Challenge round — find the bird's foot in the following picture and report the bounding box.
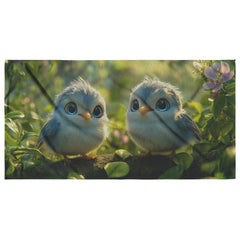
[64,156,71,166]
[139,150,176,158]
[82,154,97,160]
[139,151,152,157]
[163,150,176,158]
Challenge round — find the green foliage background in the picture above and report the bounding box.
[5,60,235,179]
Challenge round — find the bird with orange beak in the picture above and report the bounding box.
[126,77,201,156]
[37,78,108,164]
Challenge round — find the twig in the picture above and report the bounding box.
[25,63,55,106]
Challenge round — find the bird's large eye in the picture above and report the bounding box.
[156,98,170,111]
[131,99,139,112]
[65,102,77,115]
[93,105,103,118]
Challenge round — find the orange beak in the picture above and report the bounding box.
[79,111,91,120]
[139,105,153,115]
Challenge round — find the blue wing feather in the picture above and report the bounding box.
[37,118,61,148]
[176,112,201,141]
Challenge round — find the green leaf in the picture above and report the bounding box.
[213,94,226,118]
[5,131,18,146]
[158,165,185,179]
[7,146,19,152]
[220,134,231,144]
[21,122,33,132]
[22,158,35,169]
[104,161,130,178]
[198,111,212,128]
[224,82,235,92]
[5,111,25,120]
[30,111,41,120]
[5,118,19,136]
[21,132,38,141]
[173,152,193,170]
[5,158,15,176]
[226,94,235,105]
[188,102,203,114]
[206,118,218,139]
[223,103,235,120]
[10,147,44,157]
[201,161,218,174]
[4,103,15,111]
[193,143,217,153]
[68,172,85,179]
[220,122,233,137]
[215,172,225,179]
[207,118,233,139]
[115,149,132,160]
[43,104,54,113]
[7,146,19,153]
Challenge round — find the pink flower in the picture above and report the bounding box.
[114,130,129,144]
[114,130,120,138]
[203,61,234,92]
[122,135,129,144]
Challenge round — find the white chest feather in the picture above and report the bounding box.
[127,118,190,152]
[50,123,105,155]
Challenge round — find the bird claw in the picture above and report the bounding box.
[139,150,176,158]
[164,150,176,158]
[139,151,152,157]
[158,150,176,158]
[82,154,97,160]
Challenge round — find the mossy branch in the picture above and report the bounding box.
[6,154,203,179]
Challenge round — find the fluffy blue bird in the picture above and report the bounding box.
[37,78,108,164]
[126,77,201,156]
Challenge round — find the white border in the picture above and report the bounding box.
[1,1,239,240]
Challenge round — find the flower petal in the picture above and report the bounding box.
[114,130,120,138]
[122,136,129,144]
[213,62,221,72]
[220,61,230,74]
[221,72,234,83]
[204,67,217,80]
[203,80,216,89]
[213,83,222,92]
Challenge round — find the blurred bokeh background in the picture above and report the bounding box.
[5,60,204,121]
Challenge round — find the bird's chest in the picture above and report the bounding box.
[128,120,182,151]
[52,124,103,155]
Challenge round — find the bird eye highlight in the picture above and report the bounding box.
[131,99,139,112]
[65,102,77,115]
[93,105,103,118]
[156,98,170,111]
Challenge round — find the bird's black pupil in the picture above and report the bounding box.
[93,105,103,118]
[158,100,166,109]
[94,106,100,115]
[133,100,139,110]
[69,105,75,113]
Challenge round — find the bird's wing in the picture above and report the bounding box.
[176,112,201,141]
[37,118,61,149]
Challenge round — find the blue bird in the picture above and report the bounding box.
[126,77,201,156]
[37,78,108,164]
